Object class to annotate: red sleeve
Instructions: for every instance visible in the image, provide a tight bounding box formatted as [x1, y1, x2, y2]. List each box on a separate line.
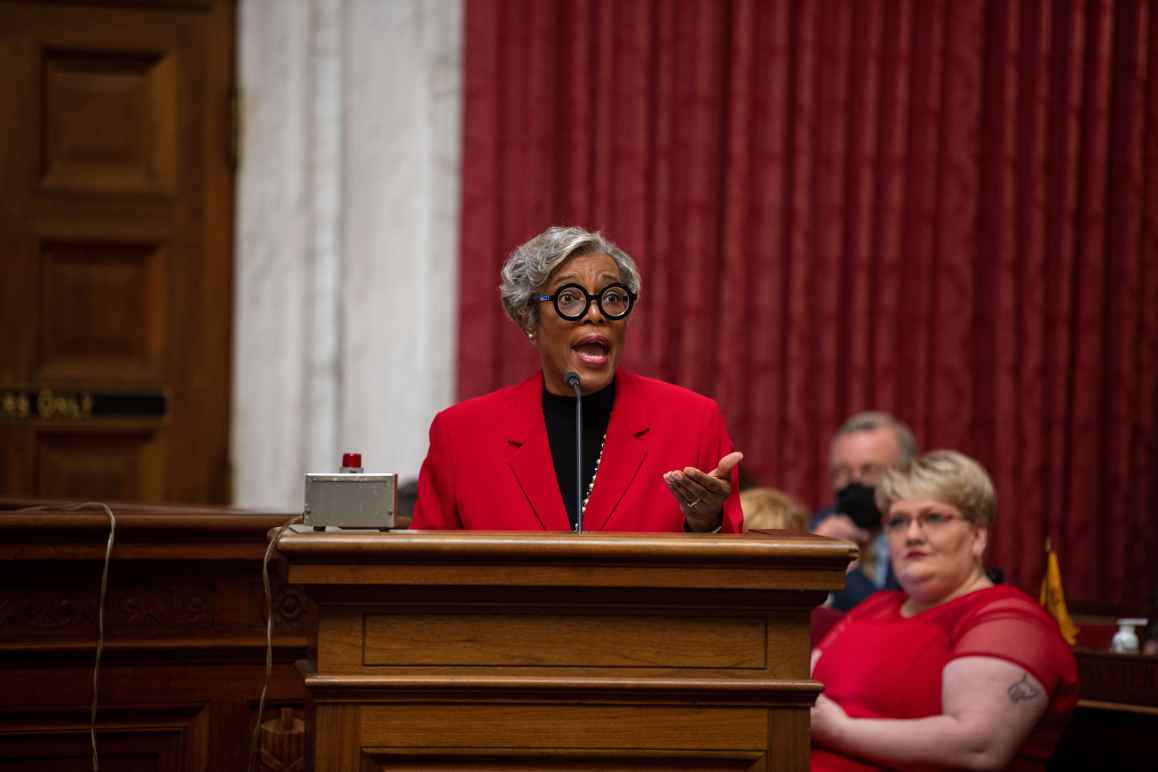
[410, 412, 462, 529]
[949, 593, 1076, 693]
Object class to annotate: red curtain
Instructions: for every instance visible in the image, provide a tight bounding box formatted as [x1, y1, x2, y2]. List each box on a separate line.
[458, 0, 1158, 610]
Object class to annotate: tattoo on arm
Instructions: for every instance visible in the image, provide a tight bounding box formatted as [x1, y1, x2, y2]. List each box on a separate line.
[1007, 673, 1042, 704]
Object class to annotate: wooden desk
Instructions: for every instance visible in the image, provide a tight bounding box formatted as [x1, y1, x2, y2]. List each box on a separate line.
[0, 505, 313, 771]
[278, 529, 854, 772]
[1050, 649, 1158, 768]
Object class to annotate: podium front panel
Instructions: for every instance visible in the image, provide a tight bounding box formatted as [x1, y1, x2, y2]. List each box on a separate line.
[278, 529, 853, 771]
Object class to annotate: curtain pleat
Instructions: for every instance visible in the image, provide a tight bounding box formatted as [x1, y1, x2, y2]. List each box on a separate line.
[1143, 0, 1158, 607]
[1064, 0, 1113, 601]
[1048, 0, 1085, 590]
[458, 0, 1158, 608]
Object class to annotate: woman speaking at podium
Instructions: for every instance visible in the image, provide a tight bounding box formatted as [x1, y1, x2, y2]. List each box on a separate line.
[411, 226, 743, 533]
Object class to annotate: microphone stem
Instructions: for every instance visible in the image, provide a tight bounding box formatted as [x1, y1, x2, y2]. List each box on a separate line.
[573, 380, 583, 534]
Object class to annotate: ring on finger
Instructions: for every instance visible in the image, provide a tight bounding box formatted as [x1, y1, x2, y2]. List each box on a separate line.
[688, 497, 702, 511]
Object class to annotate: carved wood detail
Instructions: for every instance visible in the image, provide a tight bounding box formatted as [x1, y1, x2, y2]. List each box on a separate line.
[257, 706, 307, 772]
[0, 594, 98, 628]
[0, 568, 315, 639]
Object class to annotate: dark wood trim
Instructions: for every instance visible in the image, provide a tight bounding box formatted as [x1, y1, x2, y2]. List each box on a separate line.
[10, 1, 214, 12]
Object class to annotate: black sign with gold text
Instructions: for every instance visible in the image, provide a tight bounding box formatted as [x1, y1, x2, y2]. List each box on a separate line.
[0, 388, 167, 421]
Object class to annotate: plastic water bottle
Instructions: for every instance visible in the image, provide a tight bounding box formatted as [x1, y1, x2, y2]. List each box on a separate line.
[1111, 618, 1147, 654]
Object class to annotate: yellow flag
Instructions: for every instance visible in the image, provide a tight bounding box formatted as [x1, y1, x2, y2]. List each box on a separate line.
[1039, 541, 1079, 645]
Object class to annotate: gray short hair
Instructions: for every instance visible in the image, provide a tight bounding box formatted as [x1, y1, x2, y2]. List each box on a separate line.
[500, 226, 642, 333]
[832, 411, 918, 464]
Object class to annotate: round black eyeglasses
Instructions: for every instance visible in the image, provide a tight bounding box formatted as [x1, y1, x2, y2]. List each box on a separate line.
[534, 282, 637, 321]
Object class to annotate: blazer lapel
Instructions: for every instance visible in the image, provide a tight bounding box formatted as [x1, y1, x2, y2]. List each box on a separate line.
[508, 374, 571, 531]
[583, 372, 650, 531]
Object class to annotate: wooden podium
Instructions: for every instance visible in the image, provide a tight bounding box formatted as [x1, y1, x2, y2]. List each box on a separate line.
[277, 529, 854, 771]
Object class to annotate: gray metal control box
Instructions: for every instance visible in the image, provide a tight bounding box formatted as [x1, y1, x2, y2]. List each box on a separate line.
[303, 473, 398, 530]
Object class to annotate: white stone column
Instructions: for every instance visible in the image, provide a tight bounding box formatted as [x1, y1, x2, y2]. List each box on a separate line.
[232, 0, 462, 509]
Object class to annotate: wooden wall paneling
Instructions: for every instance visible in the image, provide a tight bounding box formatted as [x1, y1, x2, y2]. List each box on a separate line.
[0, 508, 311, 771]
[0, 705, 209, 772]
[0, 0, 235, 504]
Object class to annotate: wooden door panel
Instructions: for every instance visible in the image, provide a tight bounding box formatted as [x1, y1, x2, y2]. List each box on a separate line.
[0, 0, 234, 504]
[38, 239, 168, 382]
[0, 425, 36, 498]
[37, 427, 165, 500]
[41, 47, 179, 196]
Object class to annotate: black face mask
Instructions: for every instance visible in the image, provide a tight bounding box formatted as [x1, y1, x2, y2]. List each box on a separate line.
[836, 481, 882, 529]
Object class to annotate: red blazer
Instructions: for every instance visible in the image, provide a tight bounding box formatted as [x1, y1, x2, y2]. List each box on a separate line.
[411, 370, 742, 532]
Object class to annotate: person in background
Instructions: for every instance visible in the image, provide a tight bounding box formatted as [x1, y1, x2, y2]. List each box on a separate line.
[411, 225, 742, 533]
[741, 486, 809, 532]
[810, 450, 1078, 771]
[813, 411, 917, 610]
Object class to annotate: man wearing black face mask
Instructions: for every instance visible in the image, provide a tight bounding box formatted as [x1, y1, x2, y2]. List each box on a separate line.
[812, 412, 917, 610]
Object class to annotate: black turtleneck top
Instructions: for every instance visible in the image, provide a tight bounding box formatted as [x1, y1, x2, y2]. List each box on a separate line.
[542, 378, 616, 530]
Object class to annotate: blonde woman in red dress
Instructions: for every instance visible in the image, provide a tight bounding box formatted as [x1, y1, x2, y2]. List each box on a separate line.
[810, 450, 1077, 771]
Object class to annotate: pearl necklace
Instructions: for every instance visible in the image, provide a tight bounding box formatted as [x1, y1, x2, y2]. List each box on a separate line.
[581, 433, 608, 515]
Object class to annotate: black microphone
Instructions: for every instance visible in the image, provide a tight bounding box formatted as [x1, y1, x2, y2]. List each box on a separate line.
[565, 371, 583, 533]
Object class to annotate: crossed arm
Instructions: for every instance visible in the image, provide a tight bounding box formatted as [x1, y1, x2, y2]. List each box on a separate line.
[810, 652, 1049, 771]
